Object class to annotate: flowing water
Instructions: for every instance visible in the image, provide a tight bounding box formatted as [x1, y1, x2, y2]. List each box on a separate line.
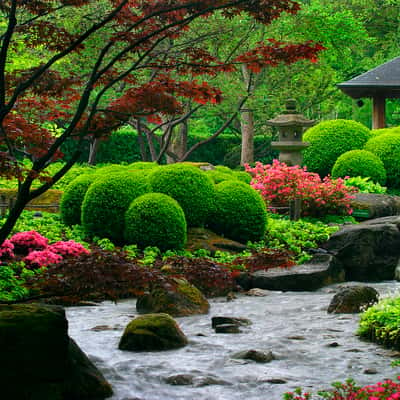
[66, 281, 400, 400]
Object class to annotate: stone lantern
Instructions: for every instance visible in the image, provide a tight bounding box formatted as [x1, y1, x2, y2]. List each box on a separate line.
[267, 99, 315, 166]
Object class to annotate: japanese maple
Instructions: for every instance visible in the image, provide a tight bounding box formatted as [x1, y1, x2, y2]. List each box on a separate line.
[0, 0, 324, 245]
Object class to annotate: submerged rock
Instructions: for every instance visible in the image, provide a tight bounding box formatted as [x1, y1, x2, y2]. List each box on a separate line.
[211, 316, 251, 328]
[327, 285, 379, 313]
[136, 278, 209, 317]
[232, 349, 275, 363]
[118, 313, 188, 351]
[0, 303, 112, 400]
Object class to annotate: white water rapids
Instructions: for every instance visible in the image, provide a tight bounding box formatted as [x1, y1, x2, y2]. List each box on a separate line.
[66, 281, 400, 400]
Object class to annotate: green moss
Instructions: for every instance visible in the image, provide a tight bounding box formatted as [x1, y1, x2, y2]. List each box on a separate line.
[81, 171, 150, 242]
[127, 161, 159, 170]
[209, 180, 267, 243]
[148, 163, 215, 227]
[124, 193, 187, 251]
[60, 174, 98, 226]
[331, 149, 386, 184]
[365, 132, 400, 188]
[303, 119, 372, 177]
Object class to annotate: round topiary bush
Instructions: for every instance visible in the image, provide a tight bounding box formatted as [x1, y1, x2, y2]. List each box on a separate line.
[148, 163, 215, 227]
[303, 119, 372, 177]
[331, 150, 386, 184]
[128, 161, 159, 170]
[233, 171, 252, 184]
[124, 193, 187, 251]
[204, 170, 236, 184]
[81, 171, 150, 242]
[60, 174, 98, 226]
[365, 132, 400, 188]
[209, 181, 267, 243]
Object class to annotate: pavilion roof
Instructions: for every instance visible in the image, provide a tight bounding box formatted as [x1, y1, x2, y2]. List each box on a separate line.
[337, 56, 400, 99]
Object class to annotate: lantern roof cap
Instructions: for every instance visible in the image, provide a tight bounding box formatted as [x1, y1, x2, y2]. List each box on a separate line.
[266, 99, 315, 127]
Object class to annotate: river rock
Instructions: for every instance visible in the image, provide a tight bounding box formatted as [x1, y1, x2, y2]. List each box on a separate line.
[165, 374, 194, 385]
[0, 304, 112, 400]
[215, 324, 241, 333]
[118, 313, 188, 351]
[351, 193, 400, 220]
[236, 253, 344, 291]
[327, 286, 379, 313]
[232, 349, 275, 363]
[136, 278, 209, 317]
[211, 316, 251, 328]
[245, 288, 271, 296]
[322, 216, 400, 281]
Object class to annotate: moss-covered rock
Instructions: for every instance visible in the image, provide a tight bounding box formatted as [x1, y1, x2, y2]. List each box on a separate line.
[81, 171, 150, 242]
[327, 286, 379, 313]
[303, 119, 372, 177]
[331, 149, 386, 185]
[0, 304, 112, 400]
[118, 313, 188, 351]
[124, 193, 187, 251]
[209, 180, 267, 243]
[60, 174, 98, 226]
[149, 163, 215, 227]
[136, 278, 209, 317]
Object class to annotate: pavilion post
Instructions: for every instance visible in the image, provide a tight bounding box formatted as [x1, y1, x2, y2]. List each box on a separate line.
[372, 96, 386, 129]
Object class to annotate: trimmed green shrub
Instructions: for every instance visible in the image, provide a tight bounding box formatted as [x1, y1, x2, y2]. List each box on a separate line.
[128, 161, 159, 170]
[205, 170, 236, 184]
[303, 119, 372, 177]
[60, 174, 98, 226]
[94, 164, 128, 175]
[344, 176, 387, 194]
[214, 165, 234, 175]
[233, 171, 252, 184]
[331, 149, 386, 184]
[149, 164, 215, 227]
[365, 132, 400, 188]
[209, 180, 267, 243]
[124, 193, 187, 251]
[81, 171, 150, 242]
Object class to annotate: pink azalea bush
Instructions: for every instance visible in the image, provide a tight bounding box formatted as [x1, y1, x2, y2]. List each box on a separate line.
[0, 239, 14, 260]
[10, 230, 48, 254]
[284, 377, 400, 400]
[2, 230, 90, 268]
[24, 249, 63, 268]
[245, 160, 356, 217]
[48, 240, 90, 257]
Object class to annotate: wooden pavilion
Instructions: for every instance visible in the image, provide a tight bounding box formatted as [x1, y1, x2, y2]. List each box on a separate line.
[337, 56, 400, 129]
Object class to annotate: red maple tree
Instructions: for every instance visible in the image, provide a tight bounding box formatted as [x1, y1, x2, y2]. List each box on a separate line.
[0, 0, 324, 245]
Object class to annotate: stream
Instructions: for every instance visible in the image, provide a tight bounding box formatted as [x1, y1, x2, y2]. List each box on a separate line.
[66, 281, 400, 400]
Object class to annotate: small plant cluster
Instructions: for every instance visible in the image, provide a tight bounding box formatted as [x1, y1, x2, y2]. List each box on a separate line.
[344, 176, 387, 194]
[245, 160, 356, 217]
[283, 377, 400, 399]
[358, 296, 400, 349]
[0, 230, 89, 269]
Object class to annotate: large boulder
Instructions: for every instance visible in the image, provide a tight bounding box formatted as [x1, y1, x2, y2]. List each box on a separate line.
[327, 285, 379, 313]
[118, 313, 188, 351]
[136, 278, 209, 317]
[235, 253, 345, 291]
[322, 216, 400, 281]
[0, 304, 112, 400]
[351, 193, 400, 220]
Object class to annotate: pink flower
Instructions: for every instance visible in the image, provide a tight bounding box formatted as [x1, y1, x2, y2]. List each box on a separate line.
[10, 230, 48, 254]
[0, 239, 14, 260]
[24, 249, 63, 268]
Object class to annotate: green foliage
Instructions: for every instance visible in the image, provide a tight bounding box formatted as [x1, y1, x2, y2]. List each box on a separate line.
[265, 216, 339, 263]
[60, 174, 98, 226]
[344, 176, 387, 194]
[209, 180, 267, 243]
[81, 171, 151, 243]
[364, 132, 400, 188]
[127, 161, 159, 170]
[0, 262, 30, 301]
[358, 296, 400, 349]
[149, 164, 215, 227]
[233, 170, 252, 184]
[124, 193, 187, 251]
[204, 170, 236, 184]
[303, 119, 372, 177]
[331, 149, 386, 184]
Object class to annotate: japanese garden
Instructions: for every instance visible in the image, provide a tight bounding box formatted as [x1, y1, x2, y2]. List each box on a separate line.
[1, 1, 400, 399]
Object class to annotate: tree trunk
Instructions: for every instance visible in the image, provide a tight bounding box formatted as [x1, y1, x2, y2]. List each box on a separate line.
[240, 64, 255, 165]
[240, 107, 255, 165]
[88, 138, 100, 165]
[167, 121, 188, 163]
